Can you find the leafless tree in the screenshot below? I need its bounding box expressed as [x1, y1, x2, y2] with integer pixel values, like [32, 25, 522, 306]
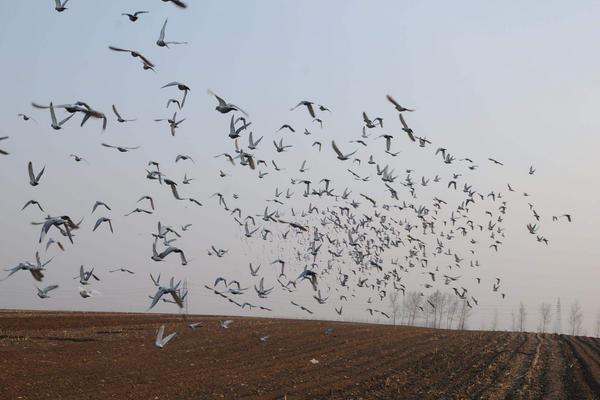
[568, 301, 584, 336]
[539, 302, 552, 333]
[511, 310, 516, 331]
[388, 290, 402, 326]
[436, 292, 450, 328]
[595, 311, 600, 338]
[553, 297, 562, 334]
[404, 291, 422, 326]
[518, 302, 527, 332]
[490, 308, 499, 331]
[426, 290, 447, 328]
[446, 297, 460, 329]
[457, 299, 471, 330]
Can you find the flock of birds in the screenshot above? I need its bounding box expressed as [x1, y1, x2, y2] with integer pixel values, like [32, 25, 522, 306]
[1, 1, 573, 348]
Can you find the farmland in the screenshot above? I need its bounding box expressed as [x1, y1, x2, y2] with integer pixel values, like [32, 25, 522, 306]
[1, 310, 599, 399]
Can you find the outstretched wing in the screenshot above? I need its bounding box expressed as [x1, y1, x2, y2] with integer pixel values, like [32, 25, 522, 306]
[331, 141, 343, 158]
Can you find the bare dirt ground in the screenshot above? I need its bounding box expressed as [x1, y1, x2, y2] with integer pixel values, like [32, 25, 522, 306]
[1, 310, 599, 400]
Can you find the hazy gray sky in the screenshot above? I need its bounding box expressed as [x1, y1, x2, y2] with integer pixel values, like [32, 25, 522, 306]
[0, 1, 598, 334]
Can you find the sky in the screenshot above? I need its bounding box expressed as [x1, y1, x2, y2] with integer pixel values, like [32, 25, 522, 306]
[0, 1, 598, 334]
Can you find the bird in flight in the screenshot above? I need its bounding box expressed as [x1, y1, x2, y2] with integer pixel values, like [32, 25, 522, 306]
[331, 141, 357, 161]
[54, 0, 69, 12]
[386, 94, 414, 112]
[157, 19, 188, 48]
[101, 143, 140, 153]
[27, 162, 45, 187]
[108, 46, 155, 71]
[36, 284, 59, 299]
[208, 90, 249, 116]
[122, 11, 148, 22]
[154, 325, 177, 348]
[112, 105, 136, 123]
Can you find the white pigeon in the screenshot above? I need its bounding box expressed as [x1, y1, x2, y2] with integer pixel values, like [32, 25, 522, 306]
[220, 320, 233, 329]
[154, 325, 177, 348]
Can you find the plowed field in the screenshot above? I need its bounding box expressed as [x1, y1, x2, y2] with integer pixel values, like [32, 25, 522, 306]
[1, 310, 599, 399]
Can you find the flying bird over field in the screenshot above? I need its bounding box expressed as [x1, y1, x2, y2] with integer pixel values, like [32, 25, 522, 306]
[331, 141, 357, 160]
[22, 200, 44, 212]
[112, 105, 136, 123]
[386, 94, 414, 112]
[291, 101, 316, 118]
[17, 113, 36, 122]
[101, 143, 140, 152]
[27, 162, 45, 186]
[154, 325, 177, 348]
[208, 90, 249, 116]
[108, 46, 155, 71]
[36, 284, 59, 299]
[122, 11, 148, 22]
[157, 19, 188, 48]
[54, 0, 69, 12]
[93, 217, 114, 233]
[109, 267, 135, 274]
[48, 102, 74, 130]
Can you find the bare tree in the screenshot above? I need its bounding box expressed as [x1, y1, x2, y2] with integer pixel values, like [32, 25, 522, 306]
[457, 299, 471, 330]
[511, 310, 516, 331]
[554, 297, 562, 334]
[446, 297, 460, 329]
[568, 301, 584, 336]
[490, 308, 499, 331]
[404, 291, 422, 326]
[426, 290, 447, 328]
[388, 290, 402, 326]
[518, 302, 527, 332]
[539, 302, 552, 333]
[595, 311, 600, 338]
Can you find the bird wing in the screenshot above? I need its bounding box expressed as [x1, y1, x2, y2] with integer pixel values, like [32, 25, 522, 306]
[93, 218, 103, 231]
[161, 81, 180, 89]
[108, 45, 132, 53]
[49, 103, 58, 125]
[161, 331, 177, 346]
[386, 94, 401, 108]
[155, 325, 165, 345]
[58, 112, 74, 126]
[111, 104, 122, 120]
[149, 290, 165, 310]
[208, 90, 227, 106]
[331, 141, 344, 158]
[36, 166, 45, 182]
[159, 19, 167, 42]
[27, 162, 35, 182]
[307, 103, 316, 118]
[44, 284, 59, 293]
[398, 113, 410, 130]
[232, 103, 249, 117]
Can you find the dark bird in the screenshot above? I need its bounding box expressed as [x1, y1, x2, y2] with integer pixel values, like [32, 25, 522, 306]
[122, 11, 148, 22]
[27, 162, 45, 186]
[291, 101, 316, 118]
[161, 0, 187, 8]
[386, 94, 414, 112]
[108, 46, 155, 71]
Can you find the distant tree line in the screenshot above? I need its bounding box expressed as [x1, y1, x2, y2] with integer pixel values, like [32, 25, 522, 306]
[388, 292, 598, 337]
[388, 289, 471, 330]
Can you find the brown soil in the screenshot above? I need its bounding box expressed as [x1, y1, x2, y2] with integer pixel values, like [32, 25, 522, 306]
[0, 310, 599, 400]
